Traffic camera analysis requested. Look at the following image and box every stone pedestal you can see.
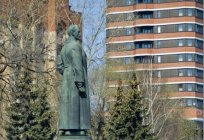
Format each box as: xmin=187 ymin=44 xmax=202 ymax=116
xmin=58 ymin=135 xmax=91 ymax=140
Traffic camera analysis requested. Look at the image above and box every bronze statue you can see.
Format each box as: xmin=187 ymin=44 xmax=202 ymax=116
xmin=57 ymin=25 xmax=91 ymax=139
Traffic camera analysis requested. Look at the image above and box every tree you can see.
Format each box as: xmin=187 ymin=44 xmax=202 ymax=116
xmin=88 ymin=67 xmax=107 ymax=140
xmin=158 ymin=112 xmax=202 ymax=140
xmin=6 ymin=66 xmax=55 ymax=140
xmin=179 ymin=120 xmax=201 ymax=140
xmin=105 ymin=74 xmax=156 ymax=140
xmin=138 ymin=67 xmax=202 ymax=140
xmin=0 ymin=0 xmax=81 ymax=139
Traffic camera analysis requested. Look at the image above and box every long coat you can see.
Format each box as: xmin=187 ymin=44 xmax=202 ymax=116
xmin=57 ymin=36 xmax=91 ymax=130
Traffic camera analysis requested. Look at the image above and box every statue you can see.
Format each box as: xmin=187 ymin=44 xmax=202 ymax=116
xmin=57 ymin=25 xmax=91 ymax=140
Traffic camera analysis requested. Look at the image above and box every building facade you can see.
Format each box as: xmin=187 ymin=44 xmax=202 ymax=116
xmin=106 ymin=0 xmax=203 ymax=129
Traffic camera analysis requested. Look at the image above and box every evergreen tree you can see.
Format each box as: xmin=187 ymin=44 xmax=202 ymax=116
xmin=105 ymin=74 xmax=156 ymax=140
xmin=6 ymin=69 xmax=55 ymax=140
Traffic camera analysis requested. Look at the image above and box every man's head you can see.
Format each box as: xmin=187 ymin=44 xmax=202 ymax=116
xmin=67 ymin=25 xmax=80 ymax=40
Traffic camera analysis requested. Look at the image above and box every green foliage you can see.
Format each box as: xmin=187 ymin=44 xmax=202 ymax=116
xmin=179 ymin=120 xmax=202 ymax=140
xmin=159 ymin=112 xmax=202 ymax=140
xmin=89 ymin=105 xmax=106 ymax=140
xmin=105 ymin=74 xmax=157 ymax=140
xmin=6 ymin=71 xmax=55 ymax=140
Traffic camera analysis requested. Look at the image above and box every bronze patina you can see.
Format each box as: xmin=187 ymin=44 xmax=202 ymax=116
xmin=57 ymin=25 xmax=91 ymax=140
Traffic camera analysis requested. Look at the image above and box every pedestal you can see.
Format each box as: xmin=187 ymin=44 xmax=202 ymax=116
xmin=58 ymin=135 xmax=91 ymax=140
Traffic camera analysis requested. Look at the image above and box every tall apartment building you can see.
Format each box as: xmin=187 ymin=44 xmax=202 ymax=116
xmin=106 ymin=0 xmax=203 ymax=128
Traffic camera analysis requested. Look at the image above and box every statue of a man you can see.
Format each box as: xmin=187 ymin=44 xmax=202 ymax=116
xmin=57 ymin=25 xmax=91 ymax=136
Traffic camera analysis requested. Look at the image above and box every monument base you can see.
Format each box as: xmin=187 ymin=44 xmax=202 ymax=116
xmin=58 ymin=135 xmax=92 ymax=140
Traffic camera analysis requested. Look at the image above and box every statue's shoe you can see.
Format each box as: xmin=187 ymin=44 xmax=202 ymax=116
xmin=65 ymin=131 xmax=71 ymax=135
xmin=80 ymin=130 xmax=86 ymax=135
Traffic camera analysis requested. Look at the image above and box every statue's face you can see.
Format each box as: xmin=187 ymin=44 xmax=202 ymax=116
xmin=73 ymin=28 xmax=80 ymax=40
xmin=68 ymin=25 xmax=81 ymax=40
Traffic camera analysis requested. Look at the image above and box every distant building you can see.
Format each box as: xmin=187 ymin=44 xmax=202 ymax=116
xmin=106 ymin=0 xmax=203 ymax=129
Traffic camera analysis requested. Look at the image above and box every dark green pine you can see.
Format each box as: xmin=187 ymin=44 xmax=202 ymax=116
xmin=6 ymin=72 xmax=55 ymax=140
xmin=105 ymin=74 xmax=157 ymax=140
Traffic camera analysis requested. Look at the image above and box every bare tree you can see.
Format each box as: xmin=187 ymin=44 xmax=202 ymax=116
xmin=0 ymin=0 xmax=82 ymax=139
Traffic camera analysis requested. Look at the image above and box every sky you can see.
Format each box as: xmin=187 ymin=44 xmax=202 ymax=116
xmin=69 ymin=0 xmax=106 ymax=111
xmin=69 ymin=0 xmax=106 ymax=67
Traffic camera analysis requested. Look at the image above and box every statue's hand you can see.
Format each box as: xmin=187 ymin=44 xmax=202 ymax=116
xmin=75 ymin=82 xmax=85 ymax=93
xmin=78 ymin=86 xmax=85 ymax=93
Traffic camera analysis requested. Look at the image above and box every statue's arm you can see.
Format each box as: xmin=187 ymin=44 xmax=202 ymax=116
xmin=72 ymin=44 xmax=86 ymax=93
xmin=57 ymin=55 xmax=64 ymax=75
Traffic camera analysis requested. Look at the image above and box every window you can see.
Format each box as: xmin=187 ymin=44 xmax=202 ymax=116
xmin=187 ymin=84 xmax=193 ymax=91
xmin=195 ymin=55 xmax=203 ymax=63
xmin=158 ymin=26 xmax=161 ymax=33
xmin=136 ymin=11 xmax=152 ymax=19
xmin=143 ymin=56 xmax=151 ymax=63
xmin=157 ymin=11 xmax=161 ymax=18
xmin=178 ymin=69 xmax=184 ymax=76
xmin=196 ymin=0 xmax=203 ymax=3
xmin=179 ymin=84 xmax=183 ymax=91
xmin=126 ymin=0 xmax=131 ymax=5
xmin=127 ymin=28 xmax=132 ymax=35
xmin=158 ymin=56 xmax=161 ymax=63
xmin=197 ymin=100 xmax=203 ymax=109
xmin=179 ymin=9 xmax=183 ymax=16
xmin=195 ymin=84 xmax=203 ymax=92
xmin=157 ymin=41 xmax=161 ymax=48
xmin=126 ymin=13 xmax=132 ymax=20
xmin=134 ymin=56 xmax=151 ymax=63
xmin=157 ymin=71 xmax=161 ymax=78
xmin=196 ymin=25 xmax=203 ymax=34
xmin=125 ymin=57 xmax=131 ymax=64
xmin=186 ymin=99 xmax=193 ymax=106
xmin=143 ymin=42 xmax=153 ymax=48
xmin=187 ymin=39 xmax=193 ymax=46
xmin=178 ymin=24 xmax=183 ymax=31
xmin=118 ymin=45 xmax=124 ymax=51
xmin=126 ymin=43 xmax=132 ymax=50
xmin=135 ymin=57 xmax=142 ymax=63
xmin=180 ymin=99 xmax=186 ymax=107
xmin=178 ymin=54 xmax=183 ymax=61
xmin=157 ymin=0 xmax=161 ymax=3
xmin=142 ymin=27 xmax=153 ymax=33
xmin=195 ymin=69 xmax=203 ymax=77
xmin=187 ymin=69 xmax=193 ymax=76
xmin=195 ymin=39 xmax=203 ymax=48
xmin=187 ymin=54 xmax=193 ymax=61
xmin=187 ymin=24 xmax=193 ymax=31
xmin=178 ymin=40 xmax=183 ymax=46
xmin=195 ymin=9 xmax=203 ymax=19
xmin=135 ymin=43 xmax=140 ymax=49
xmin=144 ymin=0 xmax=153 ymax=3
xmin=187 ymin=9 xmax=193 ymax=16
xmin=192 ymin=99 xmax=197 ymax=106
xmin=135 ymin=0 xmax=139 ymax=4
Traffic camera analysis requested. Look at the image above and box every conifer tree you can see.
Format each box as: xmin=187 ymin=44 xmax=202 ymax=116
xmin=105 ymin=74 xmax=156 ymax=140
xmin=6 ymin=69 xmax=55 ymax=140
